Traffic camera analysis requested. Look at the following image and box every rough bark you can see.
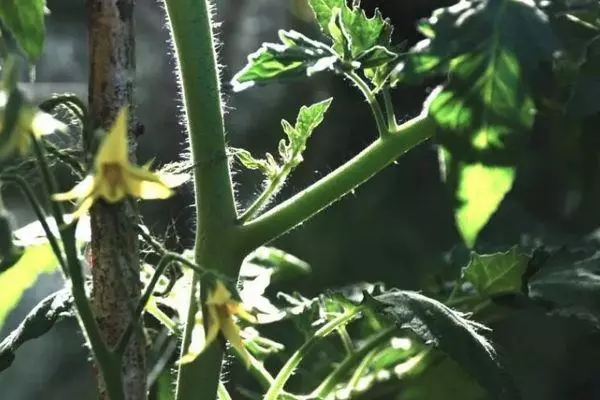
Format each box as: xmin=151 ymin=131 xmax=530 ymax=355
xmin=87 ymin=1 xmax=146 ymax=399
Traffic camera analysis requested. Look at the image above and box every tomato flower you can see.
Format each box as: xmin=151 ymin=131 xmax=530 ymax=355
xmin=52 ymin=107 xmax=187 ymax=218
xmin=179 ymin=280 xmax=257 ymax=366
xmin=0 ymin=89 xmax=66 ymax=159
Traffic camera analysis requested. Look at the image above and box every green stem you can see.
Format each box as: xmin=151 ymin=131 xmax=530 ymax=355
xmin=163 ymin=1 xmax=240 ymax=400
xmin=231 ymin=346 xmax=275 ymax=390
xmin=135 ymin=225 xmax=214 ymax=278
xmin=217 ymin=382 xmax=232 ymax=400
xmin=337 ymin=326 xmax=355 ymax=355
xmin=61 ymin=225 xmax=125 ymax=400
xmin=264 ymin=309 xmax=363 ymax=400
xmin=115 ymin=255 xmax=174 ymax=356
xmin=346 ymin=71 xmax=387 ymax=137
xmin=346 ymin=347 xmax=378 ymax=390
xmin=382 ymin=89 xmax=398 ymax=131
xmin=240 ymin=167 xmax=288 ymax=222
xmin=29 ymin=134 xmax=65 ymax=227
xmin=240 ymin=113 xmax=435 ymax=250
xmin=309 ymin=326 xmax=397 ymax=398
xmin=0 ymin=174 xmax=67 ymax=275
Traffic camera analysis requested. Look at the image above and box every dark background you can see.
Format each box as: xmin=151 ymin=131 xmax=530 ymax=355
xmin=1 ymin=1 xmax=599 ymax=399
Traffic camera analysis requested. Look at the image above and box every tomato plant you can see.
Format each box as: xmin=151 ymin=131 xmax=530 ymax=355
xmin=1 ymin=1 xmax=600 ymax=399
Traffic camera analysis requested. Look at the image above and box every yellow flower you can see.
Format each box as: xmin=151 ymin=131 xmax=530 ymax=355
xmin=179 ymin=280 xmax=257 ymax=366
xmin=0 ymin=89 xmax=66 ymax=159
xmin=52 ymin=107 xmax=187 ymax=218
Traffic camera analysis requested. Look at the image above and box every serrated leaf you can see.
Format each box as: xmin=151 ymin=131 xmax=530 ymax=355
xmin=280 ymin=97 xmax=332 ymax=167
xmin=463 ymin=246 xmax=530 ymax=296
xmin=367 ymin=289 xmax=515 ymax=399
xmin=356 ymin=45 xmax=398 ymax=69
xmin=231 ymin=30 xmax=338 ymax=91
xmin=402 ymin=0 xmax=556 ymax=248
xmin=0 ymin=243 xmax=60 ymax=332
xmin=309 ymin=0 xmax=393 ymax=58
xmin=0 ymin=0 xmax=46 ymax=61
xmin=529 ymin=249 xmax=600 ymax=315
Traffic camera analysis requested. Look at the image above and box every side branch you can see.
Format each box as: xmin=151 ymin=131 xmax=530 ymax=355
xmin=240 ymin=113 xmax=435 ymax=250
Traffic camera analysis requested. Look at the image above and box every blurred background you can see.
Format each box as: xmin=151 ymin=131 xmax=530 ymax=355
xmin=2 ymin=0 xmax=600 ymax=399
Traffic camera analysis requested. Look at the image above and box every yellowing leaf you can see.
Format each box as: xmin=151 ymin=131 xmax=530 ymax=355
xmin=453 ymin=163 xmax=515 ymax=248
xmin=0 ymin=243 xmax=60 ymax=332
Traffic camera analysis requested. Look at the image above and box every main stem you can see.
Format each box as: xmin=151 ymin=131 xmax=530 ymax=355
xmin=163 ymin=1 xmax=240 ymax=400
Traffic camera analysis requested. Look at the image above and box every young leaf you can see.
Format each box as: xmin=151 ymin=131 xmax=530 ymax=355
xmin=0 ymin=243 xmax=60 ymax=332
xmin=280 ymin=97 xmax=333 ymax=167
xmin=231 ymin=30 xmax=339 ymax=91
xmin=400 ymin=0 xmax=556 ymax=247
xmin=366 ymin=289 xmax=516 ymax=399
xmin=355 ymin=45 xmax=398 ymax=69
xmin=463 ymin=246 xmax=530 ymax=296
xmin=0 ymin=0 xmax=46 ymax=61
xmin=309 ymin=0 xmax=393 ymax=58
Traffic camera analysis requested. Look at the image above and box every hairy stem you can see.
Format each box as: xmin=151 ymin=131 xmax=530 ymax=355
xmin=382 ymin=89 xmax=398 ymax=131
xmin=264 ymin=309 xmax=363 ymax=400
xmin=309 ymin=326 xmax=397 ymax=398
xmin=346 ymin=71 xmax=387 ymax=137
xmin=62 ymin=224 xmax=125 ymax=400
xmin=240 ymin=113 xmax=435 ymax=250
xmin=115 ymin=255 xmax=174 ymax=356
xmin=162 ymin=1 xmax=240 ymax=400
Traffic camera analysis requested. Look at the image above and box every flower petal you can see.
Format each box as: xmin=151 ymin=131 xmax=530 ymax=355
xmin=204 ymin=305 xmax=222 ymax=348
xmin=206 ymin=281 xmax=233 ymax=305
xmin=177 ymin=310 xmax=208 ymax=365
xmin=228 ymin=303 xmax=258 ymax=324
xmin=52 ymin=175 xmax=95 ymax=201
xmin=28 ymin=110 xmax=68 ymax=137
xmin=221 ymin=315 xmax=252 ymax=367
xmin=70 ymin=195 xmax=96 ymax=220
xmin=159 ymin=172 xmax=190 ymax=189
xmin=97 ymin=175 xmax=128 ymax=203
xmin=95 ymin=108 xmax=129 ymax=166
xmin=122 ymin=165 xmax=174 ymax=199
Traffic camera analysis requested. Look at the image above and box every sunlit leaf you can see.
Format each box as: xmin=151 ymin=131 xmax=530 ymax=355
xmin=396 ymin=0 xmax=556 ymax=247
xmin=231 ymin=30 xmax=338 ymax=91
xmin=0 ymin=0 xmax=46 ymax=61
xmin=309 ymin=0 xmax=392 ymax=58
xmin=0 ymin=242 xmax=60 ymax=332
xmin=366 ymin=289 xmax=516 ymax=399
xmin=463 ymin=246 xmax=530 ymax=296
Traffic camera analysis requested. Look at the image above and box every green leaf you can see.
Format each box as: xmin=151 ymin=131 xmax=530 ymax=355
xmin=0 ymin=0 xmax=46 ymax=61
xmin=355 ymin=45 xmax=398 ymax=69
xmin=367 ymin=289 xmax=516 ymax=399
xmin=528 ymin=247 xmax=600 ymax=316
xmin=242 ymin=246 xmax=311 ymax=282
xmin=463 ymin=246 xmax=530 ymax=296
xmin=441 ymin=150 xmax=516 ymax=248
xmin=280 ymin=97 xmax=332 ymax=167
xmin=0 ymin=288 xmax=72 ymax=372
xmin=401 ymin=0 xmax=556 ymax=247
xmin=309 ymin=0 xmax=392 ymax=58
xmin=0 ymin=242 xmax=60 ymax=332
xmin=231 ymin=30 xmax=338 ymax=91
